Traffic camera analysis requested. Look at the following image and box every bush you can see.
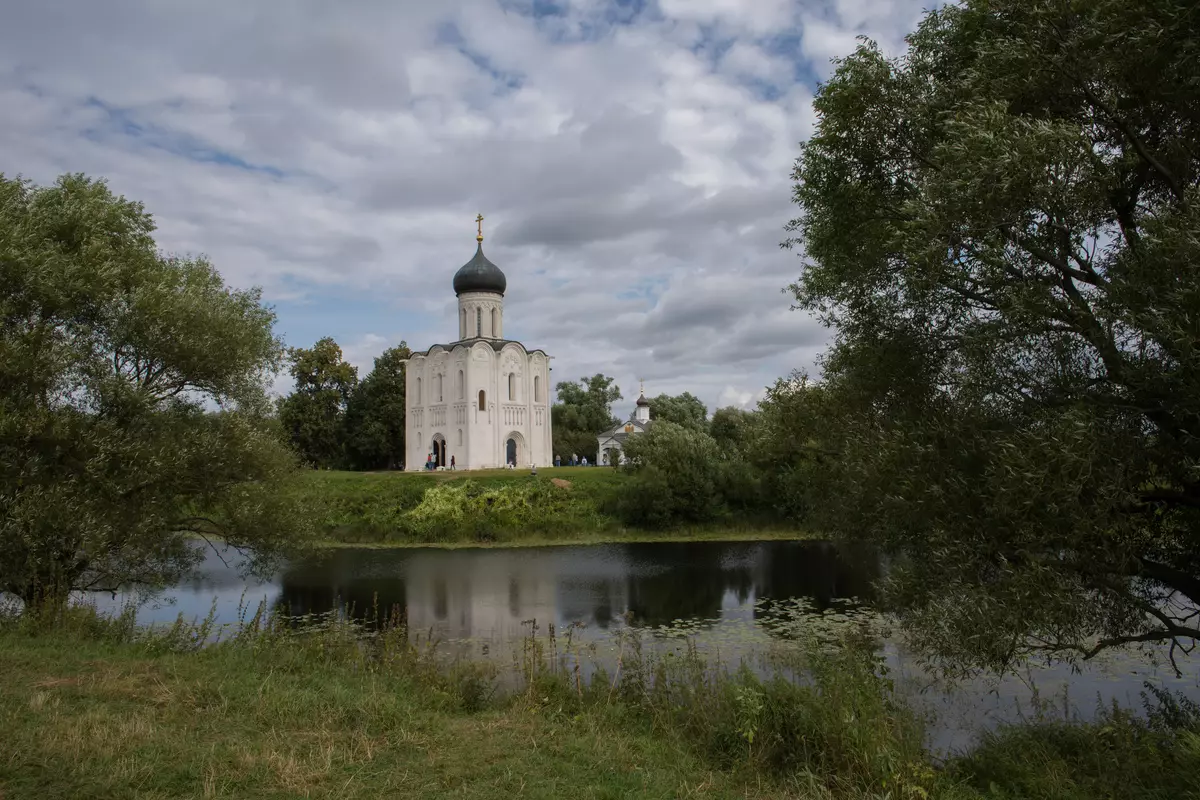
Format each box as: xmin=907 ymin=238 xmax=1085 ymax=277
xmin=948 ymin=690 xmax=1200 ymax=800
xmin=304 ymin=471 xmax=626 ymax=543
xmin=616 ymin=421 xmax=762 ymax=528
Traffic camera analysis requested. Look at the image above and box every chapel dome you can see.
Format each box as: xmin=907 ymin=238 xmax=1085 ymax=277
xmin=453 ymin=243 xmax=507 ymax=296
xmin=636 ymin=393 xmax=650 ymax=407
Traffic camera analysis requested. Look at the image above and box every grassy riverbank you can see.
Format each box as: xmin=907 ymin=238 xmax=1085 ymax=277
xmin=2 ymin=609 xmax=1197 ymax=799
xmin=302 ymin=467 xmax=805 ymax=547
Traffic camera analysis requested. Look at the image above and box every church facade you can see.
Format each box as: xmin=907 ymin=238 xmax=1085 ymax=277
xmin=404 ymin=217 xmax=553 ymax=470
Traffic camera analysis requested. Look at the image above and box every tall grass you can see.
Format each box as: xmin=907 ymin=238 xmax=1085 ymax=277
xmin=4 ymin=601 xmax=1199 ymax=799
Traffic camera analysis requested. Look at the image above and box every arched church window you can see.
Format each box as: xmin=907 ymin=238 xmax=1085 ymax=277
xmin=508 ymin=372 xmax=515 ymax=401
xmin=491 ymin=307 xmax=498 ymax=337
xmin=476 ymin=308 xmax=482 ymax=337
xmin=457 ymin=428 xmax=463 ymax=446
xmin=437 ymin=374 xmax=443 ymax=402
xmin=416 ymin=377 xmax=422 ymax=403
xmin=458 ymin=369 xmax=464 ymax=399
xmin=478 ymin=389 xmax=486 ymax=411
xmin=534 ymin=375 xmax=541 ymax=403
xmin=461 ymin=309 xmax=466 ymax=339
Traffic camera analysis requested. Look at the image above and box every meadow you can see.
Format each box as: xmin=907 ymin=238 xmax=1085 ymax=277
xmin=303 ymin=467 xmax=803 ymax=546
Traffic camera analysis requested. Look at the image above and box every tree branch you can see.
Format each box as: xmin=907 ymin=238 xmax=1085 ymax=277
xmin=1139 ymin=558 xmax=1200 ymax=607
xmin=999 ymin=225 xmax=1100 ymax=286
xmin=1080 ymin=83 xmax=1189 ymax=210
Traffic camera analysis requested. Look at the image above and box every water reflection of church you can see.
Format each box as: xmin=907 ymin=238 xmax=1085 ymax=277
xmin=276 ymin=541 xmax=880 ymax=641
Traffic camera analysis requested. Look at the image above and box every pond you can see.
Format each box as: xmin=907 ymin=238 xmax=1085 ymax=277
xmin=88 ymin=538 xmax=1200 ymax=756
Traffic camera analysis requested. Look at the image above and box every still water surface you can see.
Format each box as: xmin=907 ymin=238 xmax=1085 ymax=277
xmin=91 ymin=539 xmax=1200 ymax=755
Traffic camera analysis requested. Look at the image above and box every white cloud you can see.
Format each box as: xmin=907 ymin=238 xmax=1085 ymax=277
xmin=0 ymin=0 xmax=931 ymax=418
xmin=717 ymin=385 xmax=767 ymax=410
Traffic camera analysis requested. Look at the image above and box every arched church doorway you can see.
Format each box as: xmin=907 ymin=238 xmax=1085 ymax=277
xmin=431 ymin=434 xmax=446 ymax=468
xmin=503 ymin=431 xmax=525 ymax=467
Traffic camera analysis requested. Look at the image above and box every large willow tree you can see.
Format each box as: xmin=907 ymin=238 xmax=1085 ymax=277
xmin=787 ymin=0 xmax=1200 ymax=672
xmin=1 ymin=174 xmax=314 ymax=610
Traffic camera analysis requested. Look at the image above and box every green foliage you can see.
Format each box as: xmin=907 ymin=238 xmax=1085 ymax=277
xmin=308 ymin=469 xmax=628 ymax=543
xmin=0 ymin=173 xmax=314 ymax=610
xmin=785 ymin=0 xmax=1200 ymax=670
xmin=949 ymin=689 xmax=1200 ymax=799
xmin=647 ymin=391 xmax=708 ymax=431
xmin=747 ymin=375 xmax=831 ymax=520
xmin=551 ymin=373 xmax=621 ymax=462
xmin=277 ymin=337 xmax=357 ymax=468
xmin=343 ymin=343 xmax=410 ymax=470
xmin=298 ymin=469 xmax=803 ymax=544
xmin=709 ymin=406 xmax=756 ymax=456
xmin=617 ymin=421 xmax=748 ymax=527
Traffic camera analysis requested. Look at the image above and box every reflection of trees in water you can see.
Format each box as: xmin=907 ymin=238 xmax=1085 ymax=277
xmin=270 ymin=540 xmax=883 ymax=638
xmin=752 ymin=540 xmax=882 ymax=638
xmin=277 ymin=550 xmax=408 ymax=630
xmin=623 ymin=540 xmax=882 ymax=630
xmin=756 ymin=540 xmax=879 ymax=610
xmin=623 ymin=543 xmax=732 ymax=627
xmin=556 ymin=578 xmax=626 ymax=630
xmin=276 ymin=577 xmax=409 ymax=629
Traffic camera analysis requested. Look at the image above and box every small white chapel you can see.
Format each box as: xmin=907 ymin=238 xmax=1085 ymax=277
xmin=404 ymin=216 xmax=553 ymax=470
xmin=596 ymin=385 xmax=653 ymax=466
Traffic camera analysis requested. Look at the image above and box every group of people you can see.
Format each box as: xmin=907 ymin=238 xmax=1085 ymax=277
xmin=421 ymin=452 xmax=600 ymax=470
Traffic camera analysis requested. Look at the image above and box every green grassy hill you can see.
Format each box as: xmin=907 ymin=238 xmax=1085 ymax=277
xmin=298 ymin=467 xmax=801 ymax=546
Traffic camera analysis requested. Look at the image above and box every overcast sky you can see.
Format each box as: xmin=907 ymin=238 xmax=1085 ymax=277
xmin=2 ymin=0 xmax=926 ymax=419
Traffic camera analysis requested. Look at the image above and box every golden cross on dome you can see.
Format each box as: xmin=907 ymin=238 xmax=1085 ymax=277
xmin=475 ymin=213 xmax=484 ymax=242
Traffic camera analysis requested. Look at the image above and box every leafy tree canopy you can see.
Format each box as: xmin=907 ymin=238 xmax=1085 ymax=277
xmin=647 ymin=392 xmax=708 ymax=431
xmin=344 ymin=343 xmax=410 ymax=470
xmin=0 ymin=173 xmax=314 ymax=610
xmin=787 ymin=0 xmax=1200 ymax=673
xmin=552 ymin=374 xmax=621 ymax=461
xmin=618 ymin=421 xmax=726 ymax=527
xmin=278 ymin=337 xmax=357 ymax=468
xmin=710 ymin=406 xmax=757 ymax=457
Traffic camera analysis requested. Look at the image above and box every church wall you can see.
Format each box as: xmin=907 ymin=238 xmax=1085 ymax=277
xmin=406 ymin=343 xmax=553 ymax=470
xmin=466 ymin=342 xmax=498 ymax=469
xmin=405 ymin=354 xmax=425 ymax=470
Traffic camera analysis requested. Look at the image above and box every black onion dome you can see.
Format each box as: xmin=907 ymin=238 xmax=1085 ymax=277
xmin=636 ymin=393 xmax=650 ymax=407
xmin=453 ymin=243 xmax=507 ymax=296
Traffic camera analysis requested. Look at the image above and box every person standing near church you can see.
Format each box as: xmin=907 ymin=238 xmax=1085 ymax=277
xmin=450 ymin=455 xmax=456 ymax=470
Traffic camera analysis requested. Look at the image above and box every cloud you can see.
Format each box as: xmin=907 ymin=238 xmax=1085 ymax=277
xmin=1 ymin=0 xmax=930 ymax=419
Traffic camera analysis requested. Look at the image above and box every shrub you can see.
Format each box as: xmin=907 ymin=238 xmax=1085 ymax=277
xmin=617 ymin=422 xmax=739 ymax=527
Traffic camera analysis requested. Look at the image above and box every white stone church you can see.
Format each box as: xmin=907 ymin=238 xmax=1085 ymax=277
xmin=403 ymin=217 xmax=553 ymax=470
xmin=596 ymin=387 xmax=652 ymax=466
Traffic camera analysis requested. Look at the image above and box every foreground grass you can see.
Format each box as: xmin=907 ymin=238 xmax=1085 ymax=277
xmin=3 ymin=608 xmax=1199 ymax=799
xmin=1 ymin=633 xmax=761 ymax=799
xmin=302 ymin=467 xmax=805 ymax=547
